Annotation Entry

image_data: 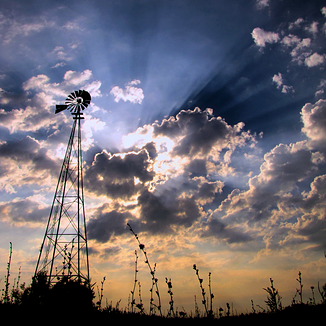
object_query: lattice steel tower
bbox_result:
[35,90,91,285]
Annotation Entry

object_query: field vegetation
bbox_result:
[1,234,325,324]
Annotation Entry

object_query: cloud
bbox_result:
[0,92,59,133]
[322,7,326,18]
[305,22,319,35]
[51,62,66,69]
[0,70,101,134]
[86,106,259,237]
[110,80,144,104]
[0,198,49,226]
[202,99,326,253]
[0,136,60,192]
[255,0,269,9]
[153,107,255,160]
[0,136,58,171]
[51,46,74,62]
[137,187,202,234]
[289,18,304,30]
[0,13,55,43]
[251,27,280,47]
[63,69,93,85]
[315,79,326,97]
[272,73,294,93]
[301,99,326,150]
[281,34,311,64]
[305,53,325,67]
[201,216,253,244]
[84,149,154,199]
[84,80,102,98]
[87,205,133,243]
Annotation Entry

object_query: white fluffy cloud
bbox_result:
[322,7,326,18]
[301,99,326,148]
[272,73,294,93]
[110,80,144,104]
[256,0,269,9]
[63,69,93,85]
[251,27,280,47]
[281,34,311,64]
[305,21,319,35]
[305,53,325,68]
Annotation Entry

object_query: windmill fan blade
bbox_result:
[55,105,68,114]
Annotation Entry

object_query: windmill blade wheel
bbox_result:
[64,90,91,114]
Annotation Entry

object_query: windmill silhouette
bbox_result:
[35,90,91,284]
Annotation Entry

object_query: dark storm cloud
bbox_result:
[0,199,49,223]
[141,141,157,160]
[84,149,154,198]
[87,208,133,243]
[201,218,253,244]
[185,159,207,177]
[138,188,200,234]
[0,136,59,173]
[153,108,252,158]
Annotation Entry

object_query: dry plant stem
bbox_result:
[263,278,282,312]
[131,250,138,313]
[97,276,106,309]
[318,281,326,302]
[127,223,162,316]
[4,242,12,304]
[208,272,214,316]
[193,264,208,316]
[296,271,303,304]
[137,281,145,313]
[194,295,200,317]
[165,277,175,317]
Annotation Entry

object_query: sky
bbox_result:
[0,0,326,314]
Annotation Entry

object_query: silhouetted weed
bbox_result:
[2,242,12,304]
[165,277,175,317]
[263,278,282,313]
[96,276,106,310]
[130,250,138,313]
[193,264,210,316]
[127,223,162,316]
[2,241,326,324]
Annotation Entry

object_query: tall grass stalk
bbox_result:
[130,250,138,313]
[3,242,12,304]
[263,278,282,313]
[165,277,175,317]
[96,276,106,309]
[136,281,145,313]
[296,271,303,304]
[208,272,214,316]
[127,223,162,316]
[193,264,209,316]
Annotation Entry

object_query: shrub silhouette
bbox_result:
[21,271,94,313]
[21,270,50,307]
[48,277,94,311]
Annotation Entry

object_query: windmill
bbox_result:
[35,90,91,285]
